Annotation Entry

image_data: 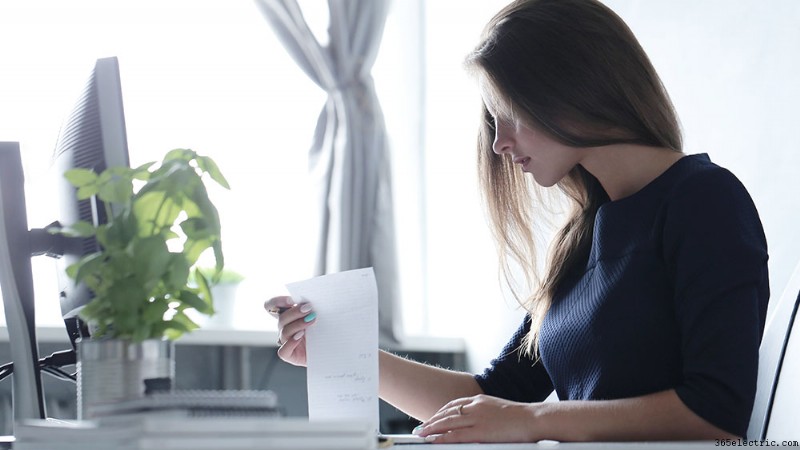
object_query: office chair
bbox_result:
[747,260,800,440]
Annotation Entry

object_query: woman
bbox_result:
[265,0,769,443]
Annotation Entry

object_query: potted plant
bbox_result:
[50,148,229,418]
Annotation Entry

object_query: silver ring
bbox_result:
[457,404,463,415]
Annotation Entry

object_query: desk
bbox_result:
[0,439,728,449]
[0,439,730,450]
[401,444,719,449]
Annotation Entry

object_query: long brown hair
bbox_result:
[465,0,682,357]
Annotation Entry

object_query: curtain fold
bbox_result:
[255,0,401,343]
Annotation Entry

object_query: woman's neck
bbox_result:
[579,144,685,201]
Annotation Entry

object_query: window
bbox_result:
[2,0,515,344]
[0,1,331,329]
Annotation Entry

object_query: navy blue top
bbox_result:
[474,154,769,438]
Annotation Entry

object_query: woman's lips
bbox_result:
[513,156,531,169]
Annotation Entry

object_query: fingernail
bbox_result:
[412,425,423,435]
[425,435,437,443]
[300,303,313,313]
[303,312,317,323]
[293,330,305,340]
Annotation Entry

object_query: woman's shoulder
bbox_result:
[664,153,754,207]
[662,153,765,240]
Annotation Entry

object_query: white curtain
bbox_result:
[254,0,401,343]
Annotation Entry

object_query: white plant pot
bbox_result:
[76,338,174,420]
[187,283,241,329]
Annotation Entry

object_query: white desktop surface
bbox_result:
[399,442,719,449]
[1,434,722,450]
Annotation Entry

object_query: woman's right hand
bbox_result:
[264,295,317,367]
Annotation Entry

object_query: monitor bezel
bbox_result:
[52,56,131,327]
[0,142,47,423]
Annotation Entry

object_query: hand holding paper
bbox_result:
[286,268,380,432]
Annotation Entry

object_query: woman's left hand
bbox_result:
[414,394,542,443]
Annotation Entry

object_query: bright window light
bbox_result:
[0,1,326,329]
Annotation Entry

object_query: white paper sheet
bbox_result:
[285,268,379,432]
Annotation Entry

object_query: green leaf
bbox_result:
[78,299,105,325]
[180,217,211,239]
[53,221,96,238]
[70,253,105,287]
[98,180,133,204]
[131,236,171,290]
[144,160,196,198]
[189,184,219,223]
[64,168,98,187]
[178,289,213,315]
[212,240,225,275]
[163,328,182,341]
[182,238,211,267]
[160,311,198,340]
[163,229,180,240]
[197,156,230,189]
[101,211,138,249]
[115,311,140,338]
[193,269,215,307]
[164,148,195,163]
[172,310,199,331]
[133,190,182,234]
[150,322,171,339]
[131,324,152,343]
[164,254,191,293]
[132,162,157,180]
[142,298,170,323]
[106,276,148,313]
[76,185,99,200]
[96,169,135,204]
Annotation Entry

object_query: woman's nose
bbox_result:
[492,123,514,155]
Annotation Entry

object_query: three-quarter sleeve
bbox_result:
[663,167,769,437]
[474,316,554,403]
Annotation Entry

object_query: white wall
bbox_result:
[424,0,800,373]
[602,0,800,323]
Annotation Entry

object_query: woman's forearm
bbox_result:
[419,388,739,443]
[379,350,483,421]
[536,389,737,442]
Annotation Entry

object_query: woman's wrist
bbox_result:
[521,390,736,442]
[527,399,567,442]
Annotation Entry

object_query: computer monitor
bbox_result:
[0,142,47,423]
[51,56,131,346]
[0,57,131,426]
